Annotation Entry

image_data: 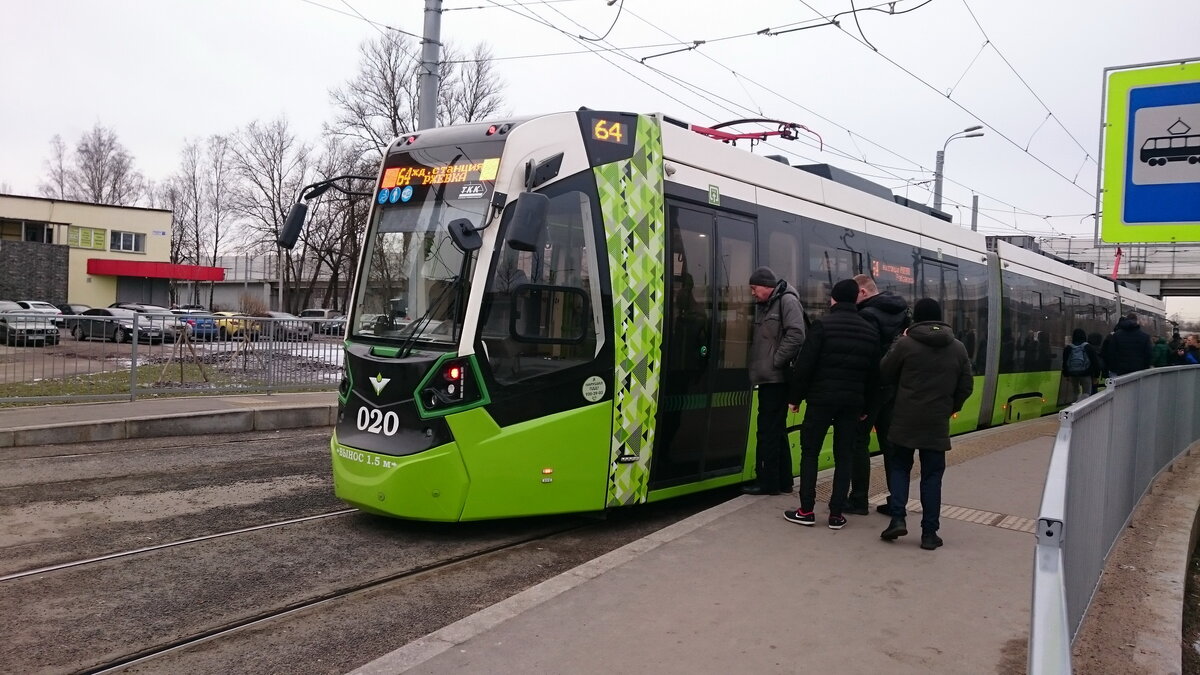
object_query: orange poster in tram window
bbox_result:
[381,168,400,189]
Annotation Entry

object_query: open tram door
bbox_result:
[648,201,756,490]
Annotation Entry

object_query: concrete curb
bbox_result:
[348,494,760,675]
[0,404,337,448]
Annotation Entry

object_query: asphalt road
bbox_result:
[0,428,736,674]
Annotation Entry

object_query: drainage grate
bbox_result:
[869,495,1037,534]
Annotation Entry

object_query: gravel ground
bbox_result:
[1186,544,1200,674]
[0,427,735,674]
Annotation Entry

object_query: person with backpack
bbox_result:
[745,267,807,495]
[1063,328,1100,401]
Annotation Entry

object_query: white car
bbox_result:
[16,300,65,328]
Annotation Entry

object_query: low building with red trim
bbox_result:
[0,194,223,307]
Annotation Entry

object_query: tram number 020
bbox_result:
[356,406,400,436]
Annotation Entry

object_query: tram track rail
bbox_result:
[0,429,331,463]
[78,520,594,675]
[0,509,358,583]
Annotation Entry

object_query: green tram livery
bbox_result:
[282,110,1165,521]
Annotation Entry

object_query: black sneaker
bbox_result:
[844,505,870,516]
[783,509,815,526]
[880,517,908,541]
[921,532,944,550]
[827,514,847,530]
[875,502,892,515]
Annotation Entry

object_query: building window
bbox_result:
[68,226,107,250]
[0,218,55,243]
[110,230,146,253]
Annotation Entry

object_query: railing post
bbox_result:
[129,313,139,401]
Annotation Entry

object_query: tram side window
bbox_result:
[479,180,601,386]
[766,229,800,289]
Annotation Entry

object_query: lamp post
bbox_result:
[933,125,984,212]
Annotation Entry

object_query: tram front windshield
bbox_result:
[352,141,504,345]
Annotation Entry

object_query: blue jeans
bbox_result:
[888,445,946,533]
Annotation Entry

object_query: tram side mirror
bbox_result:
[505,192,549,252]
[278,202,307,250]
[448,218,482,252]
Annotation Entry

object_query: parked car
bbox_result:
[300,308,343,334]
[178,304,207,311]
[170,309,220,341]
[109,303,189,342]
[56,303,91,316]
[262,311,314,341]
[67,308,164,343]
[16,300,65,328]
[320,317,347,336]
[0,302,60,346]
[211,311,261,341]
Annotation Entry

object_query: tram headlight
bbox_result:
[420,358,480,413]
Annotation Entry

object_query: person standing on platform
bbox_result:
[1063,328,1101,400]
[878,298,973,551]
[745,267,807,495]
[1101,313,1153,376]
[847,273,910,517]
[783,279,879,530]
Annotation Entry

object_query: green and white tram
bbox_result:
[280,110,1165,521]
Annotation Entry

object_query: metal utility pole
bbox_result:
[418,0,443,131]
[933,125,984,212]
[970,194,979,232]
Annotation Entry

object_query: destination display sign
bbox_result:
[376,154,501,206]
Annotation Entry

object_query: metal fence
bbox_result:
[1029,365,1200,674]
[0,312,344,404]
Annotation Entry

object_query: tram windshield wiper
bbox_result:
[396,272,463,358]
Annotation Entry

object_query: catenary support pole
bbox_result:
[971,194,979,232]
[418,0,443,131]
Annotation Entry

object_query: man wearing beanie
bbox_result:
[878,298,973,550]
[783,279,879,530]
[746,266,807,495]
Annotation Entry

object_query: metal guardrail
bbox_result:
[1029,365,1200,674]
[0,312,344,403]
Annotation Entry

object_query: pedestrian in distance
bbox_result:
[878,298,973,551]
[848,273,910,517]
[745,267,807,496]
[1063,328,1101,401]
[1186,334,1200,365]
[1100,313,1153,376]
[1151,336,1171,368]
[783,279,879,530]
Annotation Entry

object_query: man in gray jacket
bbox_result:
[745,267,807,495]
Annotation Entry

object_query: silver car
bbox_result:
[0,305,61,346]
[263,311,314,341]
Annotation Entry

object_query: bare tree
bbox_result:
[205,134,236,308]
[230,117,310,312]
[442,44,504,125]
[327,34,506,160]
[38,135,71,200]
[69,124,144,206]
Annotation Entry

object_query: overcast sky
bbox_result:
[2,0,1198,319]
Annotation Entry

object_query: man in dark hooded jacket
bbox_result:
[745,267,807,495]
[1100,313,1153,376]
[783,279,879,530]
[878,298,973,551]
[848,274,910,516]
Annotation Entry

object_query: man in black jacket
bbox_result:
[783,279,879,530]
[848,274,910,516]
[1100,313,1153,376]
[878,298,973,550]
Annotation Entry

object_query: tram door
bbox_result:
[650,202,755,488]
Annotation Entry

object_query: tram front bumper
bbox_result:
[331,434,469,521]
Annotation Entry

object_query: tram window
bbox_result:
[766,230,800,288]
[478,174,601,386]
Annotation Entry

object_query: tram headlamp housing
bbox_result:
[416,356,487,417]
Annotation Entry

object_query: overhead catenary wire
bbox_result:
[791,0,1094,201]
[489,0,1051,237]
